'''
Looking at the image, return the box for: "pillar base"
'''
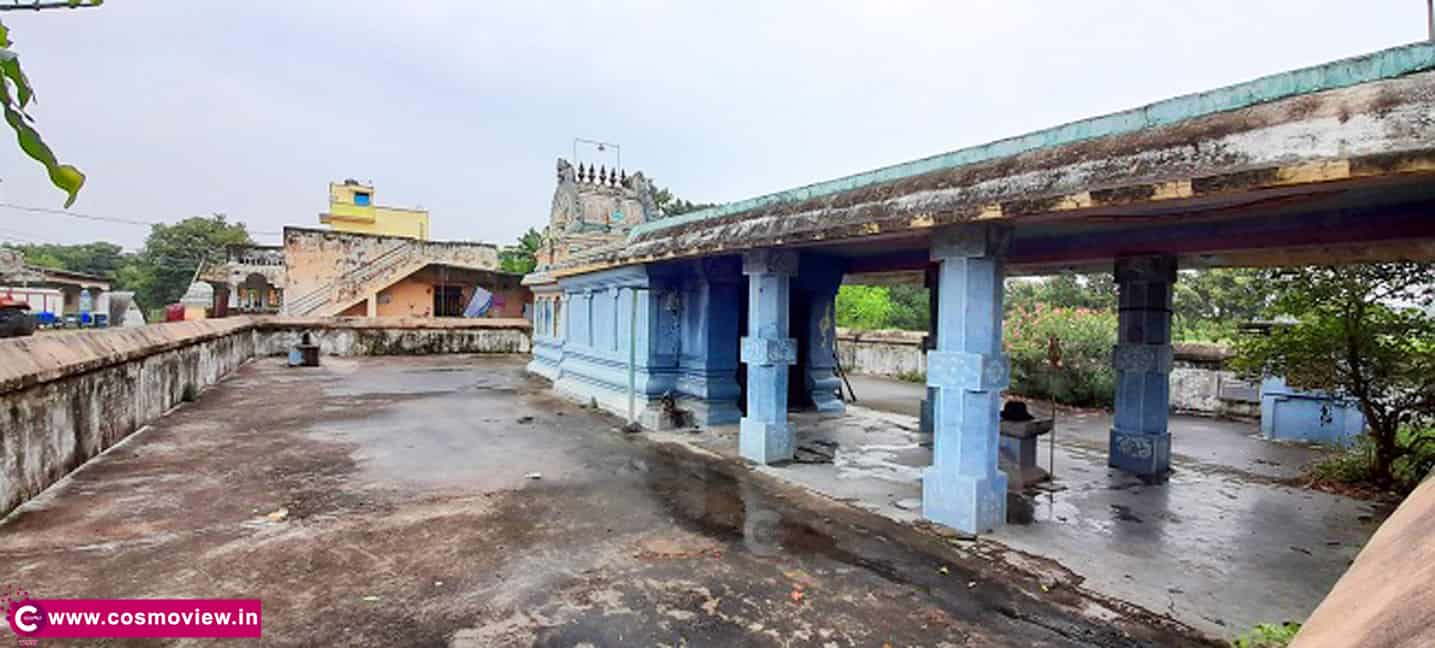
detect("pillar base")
[1108,428,1171,482]
[740,419,794,464]
[922,468,1007,534]
[809,369,846,414]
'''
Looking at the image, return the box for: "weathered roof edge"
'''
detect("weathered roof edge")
[281,225,501,250]
[629,41,1435,242]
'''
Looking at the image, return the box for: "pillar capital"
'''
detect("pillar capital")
[931,223,1011,261]
[742,249,799,276]
[1114,255,1178,284]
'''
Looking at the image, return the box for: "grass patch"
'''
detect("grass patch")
[895,370,925,384]
[1306,426,1435,496]
[1233,622,1300,648]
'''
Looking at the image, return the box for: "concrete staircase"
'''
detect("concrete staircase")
[284,243,417,317]
[283,240,499,317]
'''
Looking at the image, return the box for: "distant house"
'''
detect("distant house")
[1,265,111,317]
[203,181,529,319]
[319,179,430,240]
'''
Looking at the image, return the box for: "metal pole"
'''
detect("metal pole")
[1428,0,1434,41]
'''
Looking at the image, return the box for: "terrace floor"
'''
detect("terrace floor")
[0,356,1207,647]
[662,373,1392,639]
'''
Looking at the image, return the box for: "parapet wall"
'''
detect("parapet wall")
[0,316,532,518]
[835,328,927,378]
[0,320,257,517]
[255,317,531,356]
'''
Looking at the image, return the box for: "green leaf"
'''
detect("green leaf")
[49,163,84,207]
[3,103,84,206]
[0,22,10,49]
[1,56,33,109]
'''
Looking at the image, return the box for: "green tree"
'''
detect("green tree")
[834,285,894,330]
[1232,263,1435,488]
[885,284,929,331]
[1006,272,1117,314]
[127,215,251,311]
[1172,268,1269,342]
[0,0,103,206]
[1,241,128,278]
[498,227,542,275]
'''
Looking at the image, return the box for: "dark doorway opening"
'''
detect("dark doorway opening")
[434,285,465,317]
[789,288,813,409]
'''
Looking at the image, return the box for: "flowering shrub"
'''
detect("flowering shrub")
[1004,304,1116,407]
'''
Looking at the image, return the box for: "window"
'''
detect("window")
[353,192,371,206]
[434,285,465,317]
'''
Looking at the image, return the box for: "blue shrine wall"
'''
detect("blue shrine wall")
[528,252,846,429]
[1260,376,1366,446]
[529,258,746,428]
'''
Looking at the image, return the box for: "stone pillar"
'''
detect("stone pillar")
[673,257,743,426]
[919,264,939,437]
[797,255,845,414]
[1109,255,1177,482]
[923,224,1010,535]
[740,249,798,464]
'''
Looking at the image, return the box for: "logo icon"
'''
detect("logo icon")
[4,584,46,637]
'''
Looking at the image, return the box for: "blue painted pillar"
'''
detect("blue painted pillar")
[797,254,845,414]
[1109,255,1177,481]
[740,249,799,464]
[923,224,1010,534]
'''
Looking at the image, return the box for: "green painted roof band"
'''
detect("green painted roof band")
[629,41,1435,241]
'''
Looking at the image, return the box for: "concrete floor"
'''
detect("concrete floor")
[0,356,1205,647]
[687,373,1391,639]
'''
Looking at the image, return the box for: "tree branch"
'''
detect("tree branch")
[0,1,102,11]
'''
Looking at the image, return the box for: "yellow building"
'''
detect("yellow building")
[319,179,430,240]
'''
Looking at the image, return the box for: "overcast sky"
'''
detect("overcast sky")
[0,1,1425,251]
